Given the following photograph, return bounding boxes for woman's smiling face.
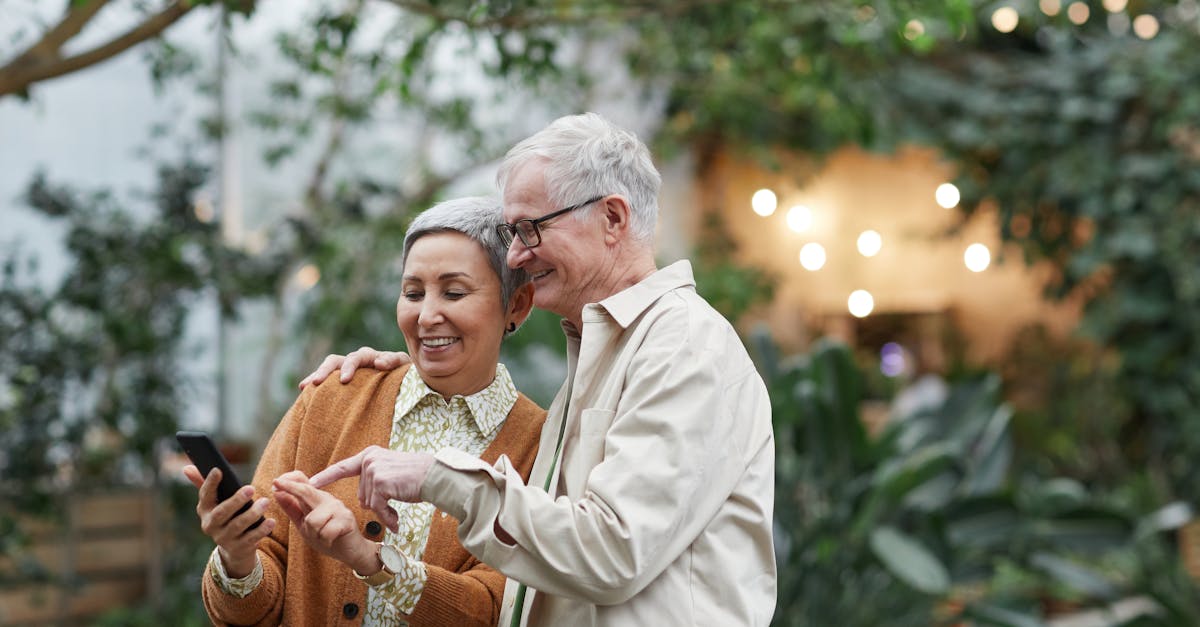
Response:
[397,231,508,397]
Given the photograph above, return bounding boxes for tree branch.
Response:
[379,0,733,30]
[0,1,195,98]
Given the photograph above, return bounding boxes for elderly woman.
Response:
[183,197,544,626]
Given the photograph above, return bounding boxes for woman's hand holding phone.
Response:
[183,464,277,578]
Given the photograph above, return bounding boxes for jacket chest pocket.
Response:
[564,408,617,493]
[579,408,616,439]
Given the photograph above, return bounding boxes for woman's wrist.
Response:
[217,546,258,579]
[350,537,383,575]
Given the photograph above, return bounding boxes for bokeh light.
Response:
[848,290,875,318]
[752,188,777,216]
[964,243,991,273]
[786,205,813,233]
[992,7,1020,32]
[857,230,882,257]
[294,264,321,290]
[1068,2,1090,23]
[799,242,826,271]
[1132,14,1159,38]
[935,182,961,209]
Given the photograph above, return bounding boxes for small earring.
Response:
[507,322,517,333]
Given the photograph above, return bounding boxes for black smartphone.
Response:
[176,431,264,531]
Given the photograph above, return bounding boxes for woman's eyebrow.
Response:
[437,272,473,281]
[402,271,474,282]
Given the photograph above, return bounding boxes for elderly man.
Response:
[306,113,776,626]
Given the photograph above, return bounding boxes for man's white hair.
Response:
[497,113,662,243]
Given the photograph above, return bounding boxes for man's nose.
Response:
[506,237,532,269]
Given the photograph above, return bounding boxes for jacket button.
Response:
[343,603,359,619]
[365,521,382,537]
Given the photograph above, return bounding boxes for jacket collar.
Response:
[590,260,696,329]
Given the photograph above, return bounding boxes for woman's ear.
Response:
[507,282,535,330]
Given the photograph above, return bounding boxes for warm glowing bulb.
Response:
[193,198,214,224]
[295,264,321,290]
[1068,2,1090,23]
[751,189,778,216]
[1103,0,1128,12]
[799,242,826,271]
[1040,0,1061,16]
[786,205,813,233]
[992,7,1020,32]
[848,290,875,318]
[857,230,882,257]
[904,19,925,40]
[935,183,961,209]
[1132,14,1159,38]
[964,243,991,272]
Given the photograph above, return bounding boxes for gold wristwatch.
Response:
[353,542,403,586]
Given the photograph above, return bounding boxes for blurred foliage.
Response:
[620,0,1200,507]
[0,161,289,616]
[889,7,1200,506]
[4,0,1200,622]
[691,211,777,324]
[763,337,1200,626]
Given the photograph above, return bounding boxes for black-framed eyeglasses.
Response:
[495,195,605,249]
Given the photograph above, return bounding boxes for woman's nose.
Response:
[418,300,445,326]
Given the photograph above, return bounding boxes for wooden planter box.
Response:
[0,488,167,626]
[1181,519,1200,583]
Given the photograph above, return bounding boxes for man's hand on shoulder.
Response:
[297,347,412,389]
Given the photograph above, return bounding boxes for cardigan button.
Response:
[365,521,383,537]
[342,602,359,619]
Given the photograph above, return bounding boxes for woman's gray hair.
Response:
[496,112,661,243]
[401,196,529,309]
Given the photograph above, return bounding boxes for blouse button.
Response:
[342,603,359,619]
[365,521,383,537]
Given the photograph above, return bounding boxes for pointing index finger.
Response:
[309,451,366,489]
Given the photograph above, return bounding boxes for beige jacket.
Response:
[422,260,776,626]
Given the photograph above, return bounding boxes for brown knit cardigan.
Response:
[201,365,546,627]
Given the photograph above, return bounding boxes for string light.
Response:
[992,7,1020,32]
[848,290,875,318]
[1040,0,1062,16]
[786,205,814,233]
[935,183,960,209]
[1068,2,1090,24]
[904,19,925,40]
[194,194,214,223]
[751,189,777,216]
[1133,14,1160,38]
[964,244,991,272]
[294,264,321,290]
[857,230,883,257]
[1103,0,1128,12]
[799,243,826,271]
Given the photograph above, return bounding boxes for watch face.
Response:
[379,543,405,573]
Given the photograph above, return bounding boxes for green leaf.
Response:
[1029,552,1119,600]
[868,525,950,594]
[962,603,1048,627]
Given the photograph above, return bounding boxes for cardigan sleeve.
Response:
[402,558,505,627]
[201,388,311,627]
